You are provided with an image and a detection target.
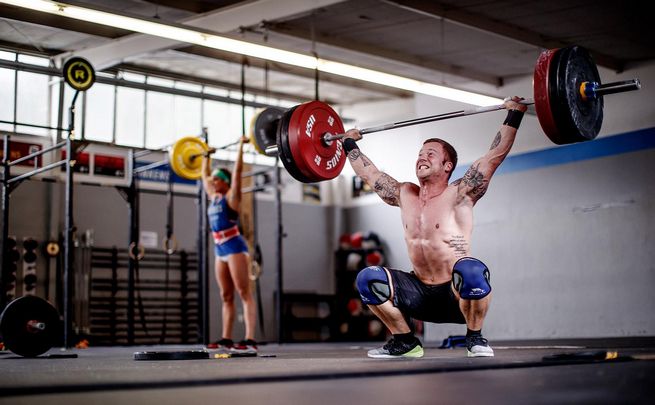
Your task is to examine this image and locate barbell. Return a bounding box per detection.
[255,46,640,183]
[167,106,284,180]
[0,296,61,357]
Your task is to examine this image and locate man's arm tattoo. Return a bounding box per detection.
[348,149,371,167]
[374,173,400,206]
[348,149,362,161]
[490,131,502,150]
[461,163,488,200]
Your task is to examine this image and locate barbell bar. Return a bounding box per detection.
[321,79,639,143]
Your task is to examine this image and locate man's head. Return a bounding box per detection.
[416,138,458,181]
[211,167,231,194]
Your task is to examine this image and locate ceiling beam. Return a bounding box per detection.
[142,0,242,14]
[264,21,503,86]
[177,45,412,99]
[113,61,340,104]
[54,0,347,71]
[385,0,626,72]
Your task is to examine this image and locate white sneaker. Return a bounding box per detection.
[466,335,494,357]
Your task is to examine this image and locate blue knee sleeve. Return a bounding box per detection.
[452,257,491,300]
[356,266,390,305]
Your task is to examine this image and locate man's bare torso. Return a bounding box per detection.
[399,182,473,285]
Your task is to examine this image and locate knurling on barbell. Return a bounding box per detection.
[265,45,640,183]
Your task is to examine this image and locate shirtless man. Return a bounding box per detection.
[344,97,527,358]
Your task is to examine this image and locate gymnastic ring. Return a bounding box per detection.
[249,261,262,281]
[163,235,178,255]
[46,241,60,257]
[128,242,145,261]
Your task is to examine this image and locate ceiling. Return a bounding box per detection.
[0,0,653,106]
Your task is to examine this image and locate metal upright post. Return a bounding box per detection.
[0,134,10,310]
[126,149,138,345]
[197,128,209,344]
[275,162,284,343]
[63,91,79,349]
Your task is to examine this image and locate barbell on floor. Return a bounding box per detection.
[0,296,61,357]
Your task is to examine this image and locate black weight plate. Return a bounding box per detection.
[0,296,60,357]
[23,238,38,250]
[552,46,603,144]
[543,48,568,145]
[276,106,313,183]
[133,350,209,361]
[252,107,284,154]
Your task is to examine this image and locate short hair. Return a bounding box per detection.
[422,138,458,179]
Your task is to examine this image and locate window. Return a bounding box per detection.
[173,95,201,138]
[115,87,145,147]
[0,68,15,132]
[84,83,115,142]
[3,51,282,150]
[16,71,50,136]
[145,91,175,149]
[203,99,230,148]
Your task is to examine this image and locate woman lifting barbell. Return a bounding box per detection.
[201,135,257,356]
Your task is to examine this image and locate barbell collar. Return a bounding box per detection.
[265,145,279,156]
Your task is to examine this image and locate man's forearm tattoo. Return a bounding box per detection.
[448,235,468,258]
[348,149,362,161]
[374,173,400,206]
[490,131,502,150]
[462,163,488,200]
[348,149,371,167]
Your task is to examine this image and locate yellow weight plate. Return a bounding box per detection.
[169,136,209,180]
[248,111,261,154]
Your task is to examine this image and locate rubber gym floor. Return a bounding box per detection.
[1,337,653,404]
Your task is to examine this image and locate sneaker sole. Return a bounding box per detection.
[467,350,494,357]
[368,346,424,359]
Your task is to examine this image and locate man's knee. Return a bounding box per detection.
[356,266,391,305]
[452,257,491,300]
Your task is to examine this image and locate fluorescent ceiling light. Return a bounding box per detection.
[1,0,503,106]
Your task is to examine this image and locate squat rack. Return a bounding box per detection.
[0,90,83,349]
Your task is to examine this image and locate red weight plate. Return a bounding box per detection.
[533,48,565,145]
[287,101,346,182]
[276,106,314,183]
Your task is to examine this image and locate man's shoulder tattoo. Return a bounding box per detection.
[461,163,488,201]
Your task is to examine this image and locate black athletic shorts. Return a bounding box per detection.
[388,268,466,324]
